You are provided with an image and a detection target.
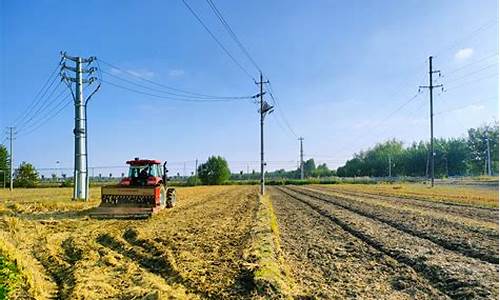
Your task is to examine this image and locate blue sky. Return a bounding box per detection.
[1,0,498,176]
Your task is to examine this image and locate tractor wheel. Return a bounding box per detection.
[166,188,176,208]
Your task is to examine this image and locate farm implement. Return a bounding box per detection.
[90,158,176,219]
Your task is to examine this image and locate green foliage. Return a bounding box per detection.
[197,156,231,185]
[60,180,73,187]
[337,123,499,177]
[313,163,334,177]
[0,254,22,299]
[13,162,39,188]
[467,122,499,174]
[0,145,9,184]
[303,159,316,177]
[186,176,201,186]
[229,159,335,182]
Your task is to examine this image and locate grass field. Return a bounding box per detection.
[0,184,498,299]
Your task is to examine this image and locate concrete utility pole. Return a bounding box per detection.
[299,137,304,179]
[255,72,271,195]
[61,52,99,200]
[486,137,492,176]
[7,127,14,191]
[388,156,392,178]
[195,158,198,176]
[420,56,442,187]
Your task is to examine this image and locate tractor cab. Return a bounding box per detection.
[120,158,167,187]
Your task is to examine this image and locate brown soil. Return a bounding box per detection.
[270,186,499,299]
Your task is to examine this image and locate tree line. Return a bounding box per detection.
[231,159,335,181]
[336,123,499,177]
[0,123,497,188]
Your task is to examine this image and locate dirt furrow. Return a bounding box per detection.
[290,186,499,264]
[131,186,259,299]
[269,187,446,299]
[310,185,498,223]
[277,187,499,299]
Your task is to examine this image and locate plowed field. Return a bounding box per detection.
[270,185,499,299]
[1,184,498,299]
[0,186,259,299]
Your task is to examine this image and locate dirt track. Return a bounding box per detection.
[270,186,499,299]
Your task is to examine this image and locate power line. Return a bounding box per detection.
[17,97,73,137]
[181,0,255,80]
[100,69,252,100]
[445,72,498,92]
[17,84,89,137]
[444,63,498,84]
[101,79,254,103]
[445,52,498,75]
[13,69,61,128]
[98,58,253,99]
[10,63,61,127]
[202,0,300,141]
[17,84,68,132]
[435,97,497,116]
[335,20,498,166]
[267,81,298,138]
[16,81,65,132]
[335,91,425,156]
[205,0,261,72]
[434,18,498,58]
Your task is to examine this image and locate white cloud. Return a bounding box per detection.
[109,67,154,78]
[168,69,186,77]
[454,48,474,61]
[467,104,485,111]
[110,67,122,75]
[128,69,155,78]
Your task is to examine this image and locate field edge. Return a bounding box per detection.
[244,194,295,299]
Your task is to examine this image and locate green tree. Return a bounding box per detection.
[467,123,499,175]
[13,162,39,188]
[197,156,230,185]
[0,145,8,185]
[313,163,331,177]
[303,158,316,177]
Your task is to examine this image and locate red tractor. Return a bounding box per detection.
[90,158,176,219]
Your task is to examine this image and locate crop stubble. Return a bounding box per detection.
[0,186,259,299]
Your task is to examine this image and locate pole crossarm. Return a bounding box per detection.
[419,84,443,89]
[62,63,97,74]
[61,51,95,64]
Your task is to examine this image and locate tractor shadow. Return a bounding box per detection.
[97,229,216,298]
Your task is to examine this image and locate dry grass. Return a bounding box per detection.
[316,183,499,208]
[0,186,260,299]
[0,187,100,215]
